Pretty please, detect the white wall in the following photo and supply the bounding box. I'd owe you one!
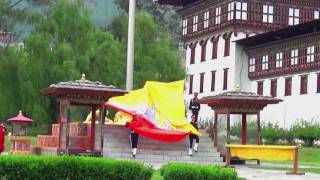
[185,32,249,121]
[252,71,320,128]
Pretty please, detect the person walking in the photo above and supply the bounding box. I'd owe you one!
[189,92,200,122]
[188,115,199,156]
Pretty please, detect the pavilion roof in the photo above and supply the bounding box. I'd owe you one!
[154,0,199,6]
[42,74,126,100]
[7,110,33,123]
[199,90,282,107]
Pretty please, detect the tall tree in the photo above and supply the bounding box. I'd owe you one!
[109,11,185,88]
[114,0,181,44]
[0,0,53,31]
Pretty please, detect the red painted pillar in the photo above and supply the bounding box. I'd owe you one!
[91,105,97,151]
[242,113,247,145]
[214,112,218,147]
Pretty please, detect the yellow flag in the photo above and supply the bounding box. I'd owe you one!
[108,80,201,136]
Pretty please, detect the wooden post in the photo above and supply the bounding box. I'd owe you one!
[242,113,247,145]
[225,146,231,167]
[256,111,261,145]
[227,112,230,144]
[100,106,106,156]
[293,147,298,175]
[214,112,218,147]
[91,105,97,151]
[65,109,70,153]
[256,111,261,165]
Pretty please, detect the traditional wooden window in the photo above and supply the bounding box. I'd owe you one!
[200,73,205,93]
[215,7,221,24]
[276,52,283,68]
[235,2,247,20]
[190,46,195,64]
[315,11,320,19]
[201,43,207,62]
[228,2,235,21]
[300,75,308,94]
[204,11,210,29]
[182,19,188,35]
[212,41,218,59]
[249,58,255,72]
[262,55,269,70]
[263,5,274,23]
[289,8,299,25]
[193,15,198,32]
[257,81,263,95]
[307,46,315,63]
[291,49,298,65]
[189,75,194,94]
[223,68,229,90]
[285,77,292,96]
[317,73,320,93]
[211,71,216,91]
[224,37,230,57]
[270,79,277,97]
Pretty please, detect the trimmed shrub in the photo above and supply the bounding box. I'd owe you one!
[0,155,153,180]
[291,120,320,146]
[160,163,238,180]
[261,122,286,145]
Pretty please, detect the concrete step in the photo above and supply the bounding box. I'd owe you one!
[103,125,222,165]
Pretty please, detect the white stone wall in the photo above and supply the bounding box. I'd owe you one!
[185,32,248,122]
[184,32,320,128]
[251,71,320,128]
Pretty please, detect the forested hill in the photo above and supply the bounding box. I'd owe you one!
[14,0,119,39]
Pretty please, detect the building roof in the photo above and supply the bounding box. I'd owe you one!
[42,74,126,102]
[154,0,199,6]
[237,19,320,48]
[7,110,33,123]
[199,90,282,113]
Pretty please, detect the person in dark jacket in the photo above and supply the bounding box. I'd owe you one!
[188,115,199,156]
[189,92,200,122]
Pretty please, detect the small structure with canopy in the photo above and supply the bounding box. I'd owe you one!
[7,110,33,154]
[199,89,282,162]
[41,74,126,156]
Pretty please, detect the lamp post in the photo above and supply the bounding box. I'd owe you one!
[126,0,136,91]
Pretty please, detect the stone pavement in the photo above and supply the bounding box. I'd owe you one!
[235,166,320,180]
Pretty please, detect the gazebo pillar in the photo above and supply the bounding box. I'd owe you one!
[241,113,247,145]
[256,111,261,145]
[214,112,218,147]
[91,105,97,151]
[226,112,230,144]
[256,111,261,165]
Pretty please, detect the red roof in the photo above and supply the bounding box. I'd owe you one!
[7,111,33,123]
[154,0,199,6]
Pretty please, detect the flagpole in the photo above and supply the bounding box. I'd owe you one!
[126,0,136,91]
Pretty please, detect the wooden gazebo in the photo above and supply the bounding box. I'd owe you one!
[199,89,282,150]
[42,74,126,156]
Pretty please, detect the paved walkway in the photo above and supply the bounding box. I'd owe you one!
[236,166,320,180]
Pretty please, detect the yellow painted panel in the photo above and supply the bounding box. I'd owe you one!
[226,145,298,161]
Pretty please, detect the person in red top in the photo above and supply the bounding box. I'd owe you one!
[0,123,6,153]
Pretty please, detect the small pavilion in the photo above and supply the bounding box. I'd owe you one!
[199,89,282,152]
[42,74,126,156]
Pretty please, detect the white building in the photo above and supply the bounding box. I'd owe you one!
[156,0,320,127]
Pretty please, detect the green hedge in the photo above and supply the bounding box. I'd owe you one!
[0,155,153,180]
[160,163,238,180]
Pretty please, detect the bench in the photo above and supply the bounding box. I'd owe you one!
[225,144,304,175]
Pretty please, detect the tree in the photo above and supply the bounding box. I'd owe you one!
[0,0,53,31]
[114,0,181,44]
[109,11,185,88]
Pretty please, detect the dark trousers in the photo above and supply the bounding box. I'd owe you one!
[130,132,139,148]
[189,134,199,148]
[192,112,199,122]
